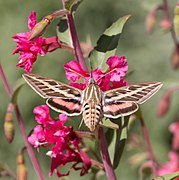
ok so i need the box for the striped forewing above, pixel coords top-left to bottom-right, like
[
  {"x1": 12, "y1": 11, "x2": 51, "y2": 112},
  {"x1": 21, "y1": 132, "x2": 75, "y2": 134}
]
[
  {"x1": 103, "y1": 82, "x2": 163, "y2": 118},
  {"x1": 23, "y1": 74, "x2": 163, "y2": 131},
  {"x1": 23, "y1": 74, "x2": 82, "y2": 116}
]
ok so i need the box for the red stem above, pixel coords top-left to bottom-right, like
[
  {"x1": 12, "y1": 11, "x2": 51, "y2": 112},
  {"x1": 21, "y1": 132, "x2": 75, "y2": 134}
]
[
  {"x1": 61, "y1": 0, "x2": 88, "y2": 71},
  {"x1": 98, "y1": 127, "x2": 117, "y2": 180},
  {"x1": 163, "y1": 0, "x2": 178, "y2": 45},
  {"x1": 67, "y1": 14, "x2": 88, "y2": 71},
  {"x1": 0, "y1": 64, "x2": 44, "y2": 180},
  {"x1": 139, "y1": 117, "x2": 157, "y2": 177}
]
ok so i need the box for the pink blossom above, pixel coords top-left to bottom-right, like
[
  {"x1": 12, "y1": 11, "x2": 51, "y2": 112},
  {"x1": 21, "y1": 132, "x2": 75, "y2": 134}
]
[
  {"x1": 106, "y1": 56, "x2": 128, "y2": 81},
  {"x1": 12, "y1": 11, "x2": 61, "y2": 73},
  {"x1": 169, "y1": 122, "x2": 179, "y2": 150},
  {"x1": 28, "y1": 105, "x2": 91, "y2": 177},
  {"x1": 156, "y1": 151, "x2": 179, "y2": 178},
  {"x1": 64, "y1": 56, "x2": 128, "y2": 91},
  {"x1": 64, "y1": 60, "x2": 89, "y2": 82}
]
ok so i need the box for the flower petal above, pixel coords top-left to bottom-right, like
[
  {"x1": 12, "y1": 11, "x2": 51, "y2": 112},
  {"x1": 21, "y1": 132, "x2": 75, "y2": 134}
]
[{"x1": 64, "y1": 60, "x2": 89, "y2": 82}]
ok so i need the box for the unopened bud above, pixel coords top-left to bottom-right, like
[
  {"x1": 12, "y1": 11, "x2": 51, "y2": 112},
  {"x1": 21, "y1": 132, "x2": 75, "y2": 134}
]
[
  {"x1": 145, "y1": 8, "x2": 157, "y2": 33},
  {"x1": 28, "y1": 15, "x2": 54, "y2": 41},
  {"x1": 174, "y1": 3, "x2": 179, "y2": 37},
  {"x1": 171, "y1": 45, "x2": 179, "y2": 69},
  {"x1": 17, "y1": 148, "x2": 27, "y2": 180},
  {"x1": 4, "y1": 103, "x2": 14, "y2": 143},
  {"x1": 157, "y1": 91, "x2": 171, "y2": 117}
]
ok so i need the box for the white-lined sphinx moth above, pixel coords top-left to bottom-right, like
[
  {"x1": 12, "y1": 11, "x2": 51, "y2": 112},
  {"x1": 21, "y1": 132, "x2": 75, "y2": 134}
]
[{"x1": 23, "y1": 74, "x2": 162, "y2": 131}]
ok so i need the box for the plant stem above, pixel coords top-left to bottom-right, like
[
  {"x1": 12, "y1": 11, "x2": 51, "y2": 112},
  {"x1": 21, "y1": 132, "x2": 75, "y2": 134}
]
[
  {"x1": 163, "y1": 0, "x2": 178, "y2": 46},
  {"x1": 0, "y1": 64, "x2": 44, "y2": 180},
  {"x1": 139, "y1": 116, "x2": 157, "y2": 177},
  {"x1": 61, "y1": 0, "x2": 88, "y2": 71},
  {"x1": 98, "y1": 127, "x2": 117, "y2": 180},
  {"x1": 67, "y1": 14, "x2": 88, "y2": 71}
]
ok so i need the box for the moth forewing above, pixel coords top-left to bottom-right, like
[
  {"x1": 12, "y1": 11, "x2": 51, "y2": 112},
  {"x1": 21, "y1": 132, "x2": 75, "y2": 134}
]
[
  {"x1": 102, "y1": 81, "x2": 163, "y2": 119},
  {"x1": 136, "y1": 82, "x2": 163, "y2": 104},
  {"x1": 23, "y1": 73, "x2": 83, "y2": 116},
  {"x1": 103, "y1": 82, "x2": 163, "y2": 104},
  {"x1": 23, "y1": 73, "x2": 82, "y2": 99}
]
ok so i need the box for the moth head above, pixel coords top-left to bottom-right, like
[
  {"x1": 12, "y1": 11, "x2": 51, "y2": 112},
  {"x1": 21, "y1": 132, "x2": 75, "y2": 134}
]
[{"x1": 88, "y1": 78, "x2": 97, "y2": 85}]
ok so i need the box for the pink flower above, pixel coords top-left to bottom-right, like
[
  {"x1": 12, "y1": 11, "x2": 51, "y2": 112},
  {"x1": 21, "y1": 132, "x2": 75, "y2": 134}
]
[
  {"x1": 64, "y1": 56, "x2": 128, "y2": 91},
  {"x1": 169, "y1": 122, "x2": 179, "y2": 150},
  {"x1": 28, "y1": 105, "x2": 91, "y2": 177},
  {"x1": 12, "y1": 11, "x2": 61, "y2": 73},
  {"x1": 64, "y1": 60, "x2": 89, "y2": 82},
  {"x1": 156, "y1": 151, "x2": 179, "y2": 178}
]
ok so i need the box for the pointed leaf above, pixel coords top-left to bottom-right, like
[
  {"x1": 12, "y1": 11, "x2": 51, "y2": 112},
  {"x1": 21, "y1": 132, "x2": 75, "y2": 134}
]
[
  {"x1": 11, "y1": 78, "x2": 25, "y2": 105},
  {"x1": 112, "y1": 116, "x2": 129, "y2": 169},
  {"x1": 90, "y1": 15, "x2": 131, "y2": 71},
  {"x1": 57, "y1": 17, "x2": 73, "y2": 48},
  {"x1": 153, "y1": 172, "x2": 179, "y2": 180},
  {"x1": 65, "y1": 0, "x2": 83, "y2": 13}
]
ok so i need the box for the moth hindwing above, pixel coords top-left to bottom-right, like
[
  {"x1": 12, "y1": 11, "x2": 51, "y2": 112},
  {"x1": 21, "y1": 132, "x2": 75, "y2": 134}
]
[{"x1": 23, "y1": 74, "x2": 163, "y2": 131}]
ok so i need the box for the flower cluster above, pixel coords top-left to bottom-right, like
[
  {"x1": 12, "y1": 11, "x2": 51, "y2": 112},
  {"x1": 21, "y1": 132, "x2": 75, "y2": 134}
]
[
  {"x1": 28, "y1": 105, "x2": 91, "y2": 177},
  {"x1": 64, "y1": 55, "x2": 128, "y2": 91},
  {"x1": 12, "y1": 11, "x2": 60, "y2": 73}
]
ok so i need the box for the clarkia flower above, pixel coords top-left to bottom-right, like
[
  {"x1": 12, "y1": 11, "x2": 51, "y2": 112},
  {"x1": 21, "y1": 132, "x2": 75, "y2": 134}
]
[
  {"x1": 64, "y1": 55, "x2": 128, "y2": 91},
  {"x1": 12, "y1": 11, "x2": 60, "y2": 73},
  {"x1": 28, "y1": 105, "x2": 91, "y2": 177}
]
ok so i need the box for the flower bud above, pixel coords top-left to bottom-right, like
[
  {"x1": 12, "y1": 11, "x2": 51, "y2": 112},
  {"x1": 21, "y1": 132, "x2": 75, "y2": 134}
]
[
  {"x1": 17, "y1": 148, "x2": 27, "y2": 180},
  {"x1": 145, "y1": 8, "x2": 157, "y2": 33},
  {"x1": 171, "y1": 45, "x2": 179, "y2": 69},
  {"x1": 4, "y1": 103, "x2": 15, "y2": 143},
  {"x1": 28, "y1": 15, "x2": 54, "y2": 41},
  {"x1": 157, "y1": 91, "x2": 171, "y2": 117},
  {"x1": 174, "y1": 3, "x2": 179, "y2": 37}
]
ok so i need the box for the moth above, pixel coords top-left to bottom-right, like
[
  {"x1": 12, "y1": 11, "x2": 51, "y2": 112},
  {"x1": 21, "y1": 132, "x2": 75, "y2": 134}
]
[{"x1": 23, "y1": 74, "x2": 162, "y2": 131}]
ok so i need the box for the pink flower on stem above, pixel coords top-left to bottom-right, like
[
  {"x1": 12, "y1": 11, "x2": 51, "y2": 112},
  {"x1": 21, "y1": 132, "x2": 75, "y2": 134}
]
[
  {"x1": 12, "y1": 11, "x2": 61, "y2": 73},
  {"x1": 169, "y1": 121, "x2": 179, "y2": 151},
  {"x1": 156, "y1": 151, "x2": 179, "y2": 178},
  {"x1": 28, "y1": 105, "x2": 91, "y2": 177},
  {"x1": 64, "y1": 56, "x2": 128, "y2": 91}
]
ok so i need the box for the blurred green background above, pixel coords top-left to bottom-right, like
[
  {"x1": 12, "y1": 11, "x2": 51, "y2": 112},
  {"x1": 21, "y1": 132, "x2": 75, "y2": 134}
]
[{"x1": 0, "y1": 0, "x2": 178, "y2": 179}]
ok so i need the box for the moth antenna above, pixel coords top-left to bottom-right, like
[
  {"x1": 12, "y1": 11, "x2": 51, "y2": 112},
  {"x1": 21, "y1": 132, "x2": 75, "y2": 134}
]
[
  {"x1": 96, "y1": 68, "x2": 116, "y2": 82},
  {"x1": 78, "y1": 118, "x2": 84, "y2": 129}
]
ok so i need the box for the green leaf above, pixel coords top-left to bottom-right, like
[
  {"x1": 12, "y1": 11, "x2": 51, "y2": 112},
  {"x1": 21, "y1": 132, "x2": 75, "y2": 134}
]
[
  {"x1": 153, "y1": 172, "x2": 179, "y2": 180},
  {"x1": 65, "y1": 0, "x2": 83, "y2": 13},
  {"x1": 57, "y1": 17, "x2": 73, "y2": 48},
  {"x1": 11, "y1": 78, "x2": 25, "y2": 105},
  {"x1": 112, "y1": 116, "x2": 129, "y2": 169},
  {"x1": 89, "y1": 15, "x2": 131, "y2": 71}
]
